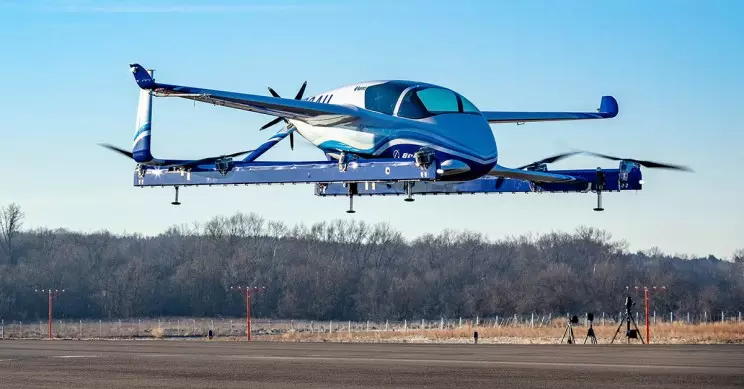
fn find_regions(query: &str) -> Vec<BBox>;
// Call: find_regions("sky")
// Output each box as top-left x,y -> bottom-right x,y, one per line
0,0 -> 742,258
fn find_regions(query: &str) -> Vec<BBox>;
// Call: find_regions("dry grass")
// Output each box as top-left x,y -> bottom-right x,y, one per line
4,317 -> 740,344
260,322 -> 744,344
150,327 -> 166,339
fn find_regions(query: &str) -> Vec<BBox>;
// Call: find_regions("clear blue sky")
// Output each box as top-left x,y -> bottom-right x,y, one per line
1,0 -> 742,258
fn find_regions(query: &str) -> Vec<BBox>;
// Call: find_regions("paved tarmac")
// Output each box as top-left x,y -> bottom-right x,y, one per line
0,340 -> 742,388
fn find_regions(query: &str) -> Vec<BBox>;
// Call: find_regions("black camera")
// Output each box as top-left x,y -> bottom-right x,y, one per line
625,296 -> 634,309
587,312 -> 594,322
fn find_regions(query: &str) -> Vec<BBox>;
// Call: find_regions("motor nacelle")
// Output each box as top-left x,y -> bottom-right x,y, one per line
414,148 -> 435,168
135,164 -> 146,178
526,163 -> 548,172
215,158 -> 235,175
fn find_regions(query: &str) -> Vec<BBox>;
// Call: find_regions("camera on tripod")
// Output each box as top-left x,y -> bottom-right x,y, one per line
584,312 -> 597,344
561,315 -> 579,344
611,294 -> 645,344
625,296 -> 634,310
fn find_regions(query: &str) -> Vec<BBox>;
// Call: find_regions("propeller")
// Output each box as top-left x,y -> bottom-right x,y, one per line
173,149 -> 254,169
99,143 -> 133,159
494,151 -> 581,189
259,81 -> 307,150
579,151 -> 693,172
99,143 -> 253,169
493,149 -> 691,190
515,151 -> 582,170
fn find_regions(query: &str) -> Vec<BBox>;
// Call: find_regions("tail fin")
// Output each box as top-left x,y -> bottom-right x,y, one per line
132,69 -> 154,162
129,63 -> 156,89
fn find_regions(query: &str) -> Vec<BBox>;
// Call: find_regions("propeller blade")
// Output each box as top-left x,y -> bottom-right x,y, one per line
516,151 -> 581,170
290,132 -> 294,150
494,177 -> 506,190
267,87 -> 281,98
259,117 -> 283,131
581,151 -> 693,171
222,149 -> 255,159
173,149 -> 255,168
99,143 -> 133,159
294,81 -> 307,100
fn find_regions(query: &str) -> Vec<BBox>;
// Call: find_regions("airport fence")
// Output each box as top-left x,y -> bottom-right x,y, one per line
1,310 -> 742,339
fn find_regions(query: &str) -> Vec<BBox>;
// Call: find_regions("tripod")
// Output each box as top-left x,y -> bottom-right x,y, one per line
560,315 -> 578,344
584,313 -> 598,344
611,296 -> 645,344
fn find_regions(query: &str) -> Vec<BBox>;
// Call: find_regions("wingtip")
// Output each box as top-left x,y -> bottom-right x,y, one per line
599,95 -> 619,118
599,95 -> 620,119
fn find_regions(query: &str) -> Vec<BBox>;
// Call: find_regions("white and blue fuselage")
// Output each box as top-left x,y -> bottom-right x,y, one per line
122,63 -> 619,184
289,80 -> 498,180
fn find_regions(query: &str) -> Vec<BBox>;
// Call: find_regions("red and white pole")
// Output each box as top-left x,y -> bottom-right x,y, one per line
48,290 -> 52,339
645,287 -> 649,344
246,288 -> 251,341
230,285 -> 264,342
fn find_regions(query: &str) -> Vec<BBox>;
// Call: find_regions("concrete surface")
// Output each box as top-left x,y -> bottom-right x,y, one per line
0,340 -> 742,388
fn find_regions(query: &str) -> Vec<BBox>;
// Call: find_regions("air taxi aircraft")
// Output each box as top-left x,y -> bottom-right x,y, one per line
100,64 -> 689,212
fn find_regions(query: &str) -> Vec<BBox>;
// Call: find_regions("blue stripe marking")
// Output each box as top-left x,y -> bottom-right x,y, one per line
133,123 -> 150,140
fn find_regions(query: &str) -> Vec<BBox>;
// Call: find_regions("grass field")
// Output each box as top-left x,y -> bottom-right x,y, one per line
263,322 -> 744,344
2,317 -> 742,344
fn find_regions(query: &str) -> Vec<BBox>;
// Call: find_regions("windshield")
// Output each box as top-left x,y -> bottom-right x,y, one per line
396,87 -> 480,119
364,82 -> 411,115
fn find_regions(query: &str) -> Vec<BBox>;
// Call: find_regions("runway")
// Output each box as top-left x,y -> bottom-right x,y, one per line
0,340 -> 742,388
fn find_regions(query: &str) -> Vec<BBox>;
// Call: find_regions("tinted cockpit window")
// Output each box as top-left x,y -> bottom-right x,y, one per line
396,86 -> 481,119
459,94 -> 479,113
364,82 -> 409,115
397,89 -> 429,119
415,88 -> 459,113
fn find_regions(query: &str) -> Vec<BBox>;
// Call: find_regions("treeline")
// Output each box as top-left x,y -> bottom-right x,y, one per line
0,203 -> 742,321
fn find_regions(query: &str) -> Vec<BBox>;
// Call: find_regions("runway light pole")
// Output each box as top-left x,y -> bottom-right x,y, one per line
230,286 -> 265,341
34,288 -> 65,339
631,285 -> 667,344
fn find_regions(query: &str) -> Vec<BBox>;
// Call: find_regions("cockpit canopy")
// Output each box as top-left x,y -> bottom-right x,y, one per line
363,80 -> 480,119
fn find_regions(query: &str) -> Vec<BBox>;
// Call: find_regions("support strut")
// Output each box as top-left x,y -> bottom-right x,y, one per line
172,186 -> 181,205
594,191 -> 604,211
404,181 -> 414,202
346,183 -> 358,213
593,167 -> 605,211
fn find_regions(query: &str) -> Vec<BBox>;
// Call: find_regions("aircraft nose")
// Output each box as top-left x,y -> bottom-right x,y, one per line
469,117 -> 498,163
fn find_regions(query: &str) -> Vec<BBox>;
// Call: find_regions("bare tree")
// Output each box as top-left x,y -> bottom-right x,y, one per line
734,248 -> 744,264
0,203 -> 24,265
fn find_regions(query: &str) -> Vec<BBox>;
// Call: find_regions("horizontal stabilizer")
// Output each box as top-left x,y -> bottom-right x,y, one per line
482,95 -> 618,124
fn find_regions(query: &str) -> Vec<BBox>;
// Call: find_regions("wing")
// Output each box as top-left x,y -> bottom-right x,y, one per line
129,63 -> 361,127
486,164 -> 581,183
482,96 -> 618,124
